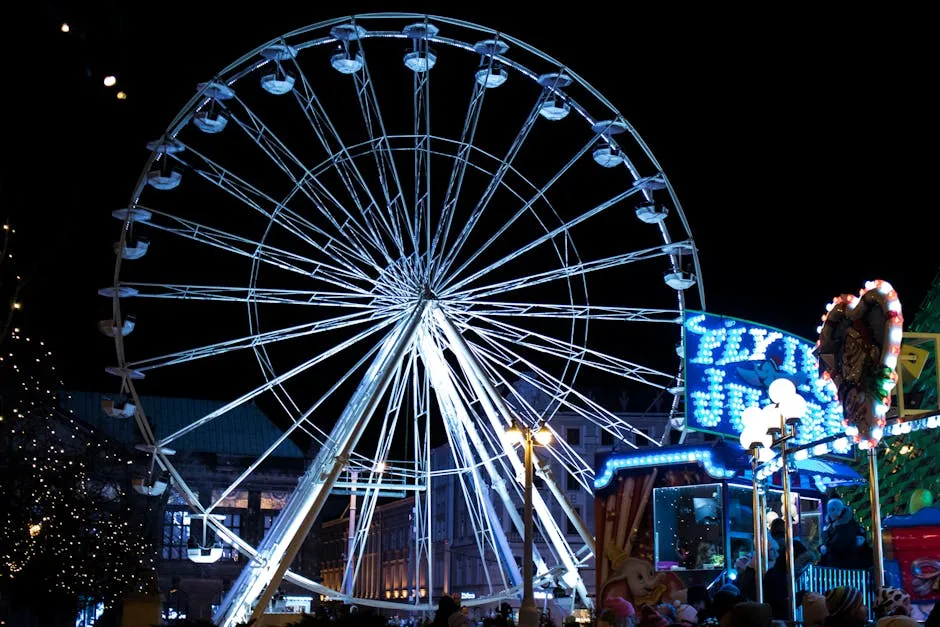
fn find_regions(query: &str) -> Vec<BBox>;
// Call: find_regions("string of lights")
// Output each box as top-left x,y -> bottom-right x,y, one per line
1,224 -> 157,616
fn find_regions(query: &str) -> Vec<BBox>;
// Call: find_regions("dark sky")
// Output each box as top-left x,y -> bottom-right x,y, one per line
7,2 -> 935,400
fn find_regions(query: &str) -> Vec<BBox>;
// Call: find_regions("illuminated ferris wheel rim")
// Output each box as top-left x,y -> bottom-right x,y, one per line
103,12 -> 705,622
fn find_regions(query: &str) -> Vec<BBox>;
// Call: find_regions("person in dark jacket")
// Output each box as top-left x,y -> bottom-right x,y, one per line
819,499 -> 871,569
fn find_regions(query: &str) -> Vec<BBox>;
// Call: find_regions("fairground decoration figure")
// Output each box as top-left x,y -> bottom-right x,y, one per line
815,280 -> 903,449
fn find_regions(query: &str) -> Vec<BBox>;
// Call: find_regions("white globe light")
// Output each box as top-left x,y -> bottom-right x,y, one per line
757,447 -> 776,463
741,406 -> 764,429
762,404 -> 783,431
780,393 -> 807,421
759,433 -> 773,450
739,425 -> 768,450
768,378 -> 797,403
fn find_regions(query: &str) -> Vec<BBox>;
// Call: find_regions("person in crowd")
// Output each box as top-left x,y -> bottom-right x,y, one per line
770,516 -> 813,571
876,617 -> 920,626
672,602 -> 697,626
636,605 -> 669,627
697,588 -> 743,624
799,591 -> 829,627
819,499 -> 872,570
653,603 -> 676,623
433,595 -> 461,627
685,584 -> 710,615
874,586 -> 912,619
718,601 -> 773,626
824,586 -> 867,627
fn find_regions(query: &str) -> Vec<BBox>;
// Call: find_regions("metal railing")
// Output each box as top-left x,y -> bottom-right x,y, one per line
796,564 -> 873,621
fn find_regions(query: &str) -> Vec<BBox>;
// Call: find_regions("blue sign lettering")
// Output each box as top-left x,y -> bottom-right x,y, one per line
684,311 -> 847,451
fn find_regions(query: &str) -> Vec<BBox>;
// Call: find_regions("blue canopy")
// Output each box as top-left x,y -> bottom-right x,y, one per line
793,458 -> 865,485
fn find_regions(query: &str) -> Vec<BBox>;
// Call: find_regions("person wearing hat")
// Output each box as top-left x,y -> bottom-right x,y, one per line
824,586 -> 867,627
874,586 -> 912,620
877,617 -> 920,626
800,591 -> 829,627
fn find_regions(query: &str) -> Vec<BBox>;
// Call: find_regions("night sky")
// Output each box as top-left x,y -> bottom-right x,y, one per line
8,2 -> 935,404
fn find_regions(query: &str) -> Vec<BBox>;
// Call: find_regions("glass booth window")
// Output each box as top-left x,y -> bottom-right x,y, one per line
653,484 -> 725,571
728,485 -> 757,563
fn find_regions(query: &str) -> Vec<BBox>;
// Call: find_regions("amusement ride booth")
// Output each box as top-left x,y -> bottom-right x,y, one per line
594,283 -> 915,622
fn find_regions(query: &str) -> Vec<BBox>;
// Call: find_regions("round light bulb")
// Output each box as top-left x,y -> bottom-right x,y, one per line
762,404 -> 783,431
741,406 -> 763,429
103,75 -> 117,87
768,378 -> 797,403
780,394 -> 807,422
533,427 -> 553,446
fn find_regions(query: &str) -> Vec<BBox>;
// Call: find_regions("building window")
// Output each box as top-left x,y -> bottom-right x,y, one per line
635,428 -> 650,447
221,512 -> 241,560
263,512 -> 277,532
567,507 -> 581,536
565,470 -> 579,491
601,430 -> 614,446
163,510 -> 190,560
566,427 -> 581,446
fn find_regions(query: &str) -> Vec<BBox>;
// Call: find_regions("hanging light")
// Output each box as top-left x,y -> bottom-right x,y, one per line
533,425 -> 553,446
505,421 -> 524,445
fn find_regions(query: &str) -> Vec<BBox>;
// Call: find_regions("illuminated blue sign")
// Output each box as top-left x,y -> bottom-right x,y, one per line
684,311 -> 849,451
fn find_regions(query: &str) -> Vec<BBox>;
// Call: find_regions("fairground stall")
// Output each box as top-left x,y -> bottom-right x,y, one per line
593,309 -> 872,618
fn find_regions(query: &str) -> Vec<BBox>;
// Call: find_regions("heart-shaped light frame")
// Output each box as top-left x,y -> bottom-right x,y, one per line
816,279 -> 903,449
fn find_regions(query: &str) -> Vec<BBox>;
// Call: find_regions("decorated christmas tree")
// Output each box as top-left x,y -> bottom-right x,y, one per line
0,219 -> 158,624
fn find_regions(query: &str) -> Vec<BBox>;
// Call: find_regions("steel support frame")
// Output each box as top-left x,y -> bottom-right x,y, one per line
434,307 -> 593,609
214,303 -> 427,627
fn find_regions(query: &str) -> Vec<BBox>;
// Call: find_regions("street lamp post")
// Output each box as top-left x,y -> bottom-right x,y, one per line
739,378 -> 807,622
506,421 -> 553,627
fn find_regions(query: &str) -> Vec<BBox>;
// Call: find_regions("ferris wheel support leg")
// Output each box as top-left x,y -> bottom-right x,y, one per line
433,308 -> 593,610
532,458 -> 595,556
214,302 -> 429,627
419,335 -> 527,587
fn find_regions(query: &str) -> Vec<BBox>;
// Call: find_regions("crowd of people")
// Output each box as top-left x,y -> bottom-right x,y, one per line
595,499 -> 939,626
597,582 -> 940,626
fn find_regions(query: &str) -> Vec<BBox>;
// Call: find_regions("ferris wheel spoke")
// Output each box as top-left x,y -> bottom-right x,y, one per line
129,307 -> 396,372
433,95 -> 546,286
464,334 -> 653,447
428,82 -> 486,278
169,144 -> 385,272
440,137 -> 595,291
352,43 -> 417,261
440,184 -> 647,296
132,205 -> 373,288
157,313 -> 403,447
451,241 -> 691,301
456,314 -> 675,387
419,331 -> 515,590
223,96 -> 396,265
413,35 -> 432,271
117,282 -> 385,308
287,55 -> 406,264
448,300 -> 682,323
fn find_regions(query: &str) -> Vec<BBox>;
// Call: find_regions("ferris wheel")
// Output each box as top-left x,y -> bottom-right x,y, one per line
100,13 -> 704,626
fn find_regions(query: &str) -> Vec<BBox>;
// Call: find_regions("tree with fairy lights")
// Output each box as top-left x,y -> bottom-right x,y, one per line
0,220 -> 159,624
